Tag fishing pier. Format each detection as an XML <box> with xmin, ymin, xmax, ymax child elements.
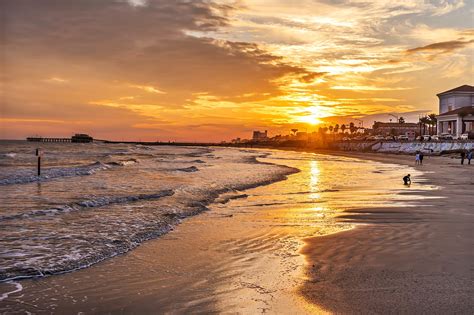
<box><xmin>27</xmin><ymin>137</ymin><xmax>72</xmax><ymax>143</ymax></box>
<box><xmin>27</xmin><ymin>134</ymin><xmax>94</xmax><ymax>143</ymax></box>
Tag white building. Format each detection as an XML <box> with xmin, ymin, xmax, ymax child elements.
<box><xmin>436</xmin><ymin>85</ymin><xmax>474</xmax><ymax>138</ymax></box>
<box><xmin>252</xmin><ymin>130</ymin><xmax>268</xmax><ymax>141</ymax></box>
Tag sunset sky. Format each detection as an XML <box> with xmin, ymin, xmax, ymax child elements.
<box><xmin>1</xmin><ymin>0</ymin><xmax>473</xmax><ymax>141</ymax></box>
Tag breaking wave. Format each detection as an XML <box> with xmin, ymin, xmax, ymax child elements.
<box><xmin>0</xmin><ymin>190</ymin><xmax>174</xmax><ymax>222</ymax></box>
<box><xmin>0</xmin><ymin>162</ymin><xmax>110</xmax><ymax>185</ymax></box>
<box><xmin>0</xmin><ymin>159</ymin><xmax>139</xmax><ymax>186</ymax></box>
<box><xmin>0</xmin><ymin>144</ymin><xmax>300</xmax><ymax>282</ymax></box>
<box><xmin>105</xmin><ymin>158</ymin><xmax>140</xmax><ymax>166</ymax></box>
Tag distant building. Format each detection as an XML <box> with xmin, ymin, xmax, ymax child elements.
<box><xmin>436</xmin><ymin>85</ymin><xmax>474</xmax><ymax>137</ymax></box>
<box><xmin>252</xmin><ymin>130</ymin><xmax>268</xmax><ymax>141</ymax></box>
<box><xmin>71</xmin><ymin>134</ymin><xmax>93</xmax><ymax>143</ymax></box>
<box><xmin>372</xmin><ymin>122</ymin><xmax>419</xmax><ymax>136</ymax></box>
<box><xmin>295</xmin><ymin>131</ymin><xmax>308</xmax><ymax>140</ymax></box>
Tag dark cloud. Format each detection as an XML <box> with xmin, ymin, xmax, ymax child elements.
<box><xmin>0</xmin><ymin>0</ymin><xmax>313</xmax><ymax>140</ymax></box>
<box><xmin>312</xmin><ymin>0</ymin><xmax>371</xmax><ymax>9</ymax></box>
<box><xmin>406</xmin><ymin>39</ymin><xmax>474</xmax><ymax>54</ymax></box>
<box><xmin>387</xmin><ymin>59</ymin><xmax>402</xmax><ymax>64</ymax></box>
<box><xmin>300</xmin><ymin>72</ymin><xmax>327</xmax><ymax>83</ymax></box>
<box><xmin>2</xmin><ymin>0</ymin><xmax>305</xmax><ymax>101</ymax></box>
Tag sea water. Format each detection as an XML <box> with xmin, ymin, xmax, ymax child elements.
<box><xmin>0</xmin><ymin>142</ymin><xmax>434</xmax><ymax>312</ymax></box>
<box><xmin>0</xmin><ymin>141</ymin><xmax>296</xmax><ymax>281</ymax></box>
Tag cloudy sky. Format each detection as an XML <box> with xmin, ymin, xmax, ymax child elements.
<box><xmin>1</xmin><ymin>0</ymin><xmax>473</xmax><ymax>141</ymax></box>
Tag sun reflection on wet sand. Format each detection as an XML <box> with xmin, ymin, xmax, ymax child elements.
<box><xmin>209</xmin><ymin>150</ymin><xmax>435</xmax><ymax>313</ymax></box>
<box><xmin>309</xmin><ymin>160</ymin><xmax>321</xmax><ymax>200</ymax></box>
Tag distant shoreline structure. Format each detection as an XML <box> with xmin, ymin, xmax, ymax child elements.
<box><xmin>26</xmin><ymin>134</ymin><xmax>94</xmax><ymax>143</ymax></box>
<box><xmin>22</xmin><ymin>136</ymin><xmax>473</xmax><ymax>156</ymax></box>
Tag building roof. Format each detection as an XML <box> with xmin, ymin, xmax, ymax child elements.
<box><xmin>438</xmin><ymin>106</ymin><xmax>474</xmax><ymax>117</ymax></box>
<box><xmin>437</xmin><ymin>85</ymin><xmax>474</xmax><ymax>96</ymax></box>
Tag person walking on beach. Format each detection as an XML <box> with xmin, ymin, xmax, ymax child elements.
<box><xmin>415</xmin><ymin>152</ymin><xmax>420</xmax><ymax>165</ymax></box>
<box><xmin>419</xmin><ymin>152</ymin><xmax>424</xmax><ymax>165</ymax></box>
<box><xmin>467</xmin><ymin>150</ymin><xmax>473</xmax><ymax>165</ymax></box>
<box><xmin>403</xmin><ymin>174</ymin><xmax>411</xmax><ymax>185</ymax></box>
<box><xmin>460</xmin><ymin>151</ymin><xmax>466</xmax><ymax>165</ymax></box>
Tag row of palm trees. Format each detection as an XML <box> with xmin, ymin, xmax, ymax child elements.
<box><xmin>317</xmin><ymin>122</ymin><xmax>360</xmax><ymax>135</ymax></box>
<box><xmin>320</xmin><ymin>114</ymin><xmax>439</xmax><ymax>136</ymax></box>
<box><xmin>419</xmin><ymin>113</ymin><xmax>437</xmax><ymax>135</ymax></box>
<box><xmin>310</xmin><ymin>114</ymin><xmax>438</xmax><ymax>137</ymax></box>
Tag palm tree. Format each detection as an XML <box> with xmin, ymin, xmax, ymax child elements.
<box><xmin>398</xmin><ymin>116</ymin><xmax>405</xmax><ymax>124</ymax></box>
<box><xmin>328</xmin><ymin>125</ymin><xmax>334</xmax><ymax>141</ymax></box>
<box><xmin>419</xmin><ymin>116</ymin><xmax>430</xmax><ymax>135</ymax></box>
<box><xmin>341</xmin><ymin>124</ymin><xmax>347</xmax><ymax>134</ymax></box>
<box><xmin>349</xmin><ymin>122</ymin><xmax>356</xmax><ymax>134</ymax></box>
<box><xmin>428</xmin><ymin>113</ymin><xmax>437</xmax><ymax>135</ymax></box>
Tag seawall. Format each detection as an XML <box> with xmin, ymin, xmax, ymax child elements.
<box><xmin>335</xmin><ymin>141</ymin><xmax>474</xmax><ymax>154</ymax></box>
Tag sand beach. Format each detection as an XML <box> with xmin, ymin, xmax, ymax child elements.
<box><xmin>301</xmin><ymin>152</ymin><xmax>474</xmax><ymax>313</ymax></box>
<box><xmin>0</xmin><ymin>146</ymin><xmax>472</xmax><ymax>314</ymax></box>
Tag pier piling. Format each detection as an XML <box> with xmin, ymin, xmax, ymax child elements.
<box><xmin>36</xmin><ymin>148</ymin><xmax>42</xmax><ymax>176</ymax></box>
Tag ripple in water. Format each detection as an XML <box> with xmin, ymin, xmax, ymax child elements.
<box><xmin>0</xmin><ymin>142</ymin><xmax>296</xmax><ymax>281</ymax></box>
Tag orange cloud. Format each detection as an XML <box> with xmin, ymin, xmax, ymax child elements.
<box><xmin>1</xmin><ymin>0</ymin><xmax>472</xmax><ymax>141</ymax></box>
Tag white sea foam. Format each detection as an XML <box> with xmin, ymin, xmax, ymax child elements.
<box><xmin>3</xmin><ymin>153</ymin><xmax>17</xmax><ymax>158</ymax></box>
<box><xmin>106</xmin><ymin>158</ymin><xmax>139</xmax><ymax>166</ymax></box>
<box><xmin>0</xmin><ymin>190</ymin><xmax>174</xmax><ymax>221</ymax></box>
<box><xmin>0</xmin><ymin>161</ymin><xmax>111</xmax><ymax>185</ymax></box>
<box><xmin>0</xmin><ymin>281</ymin><xmax>23</xmax><ymax>302</ymax></box>
<box><xmin>0</xmin><ymin>143</ymin><xmax>297</xmax><ymax>281</ymax></box>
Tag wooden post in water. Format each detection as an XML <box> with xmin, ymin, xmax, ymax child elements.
<box><xmin>36</xmin><ymin>148</ymin><xmax>42</xmax><ymax>176</ymax></box>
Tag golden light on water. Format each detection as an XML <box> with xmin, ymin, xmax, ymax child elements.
<box><xmin>309</xmin><ymin>160</ymin><xmax>321</xmax><ymax>200</ymax></box>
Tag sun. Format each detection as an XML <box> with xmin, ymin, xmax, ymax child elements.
<box><xmin>299</xmin><ymin>115</ymin><xmax>323</xmax><ymax>125</ymax></box>
<box><xmin>295</xmin><ymin>106</ymin><xmax>326</xmax><ymax>125</ymax></box>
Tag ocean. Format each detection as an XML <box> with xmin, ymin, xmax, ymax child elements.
<box><xmin>0</xmin><ymin>141</ymin><xmax>432</xmax><ymax>312</ymax></box>
<box><xmin>0</xmin><ymin>141</ymin><xmax>300</xmax><ymax>282</ymax></box>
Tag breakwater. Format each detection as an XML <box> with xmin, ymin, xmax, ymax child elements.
<box><xmin>335</xmin><ymin>141</ymin><xmax>474</xmax><ymax>154</ymax></box>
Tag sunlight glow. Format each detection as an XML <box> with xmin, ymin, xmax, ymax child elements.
<box><xmin>3</xmin><ymin>0</ymin><xmax>473</xmax><ymax>141</ymax></box>
<box><xmin>293</xmin><ymin>106</ymin><xmax>332</xmax><ymax>125</ymax></box>
<box><xmin>309</xmin><ymin>160</ymin><xmax>321</xmax><ymax>200</ymax></box>
<box><xmin>298</xmin><ymin>115</ymin><xmax>322</xmax><ymax>125</ymax></box>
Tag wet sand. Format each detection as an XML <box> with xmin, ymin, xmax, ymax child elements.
<box><xmin>1</xmin><ymin>150</ymin><xmax>472</xmax><ymax>314</ymax></box>
<box><xmin>2</xmin><ymin>150</ymin><xmax>348</xmax><ymax>314</ymax></box>
<box><xmin>301</xmin><ymin>152</ymin><xmax>474</xmax><ymax>313</ymax></box>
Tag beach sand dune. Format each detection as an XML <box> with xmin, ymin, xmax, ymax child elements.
<box><xmin>301</xmin><ymin>153</ymin><xmax>474</xmax><ymax>314</ymax></box>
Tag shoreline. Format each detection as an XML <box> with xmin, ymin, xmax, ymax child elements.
<box><xmin>1</xmin><ymin>146</ymin><xmax>471</xmax><ymax>313</ymax></box>
<box><xmin>0</xmin><ymin>148</ymin><xmax>318</xmax><ymax>313</ymax></box>
<box><xmin>297</xmin><ymin>151</ymin><xmax>474</xmax><ymax>313</ymax></box>
<box><xmin>0</xmin><ymin>150</ymin><xmax>299</xmax><ymax>283</ymax></box>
